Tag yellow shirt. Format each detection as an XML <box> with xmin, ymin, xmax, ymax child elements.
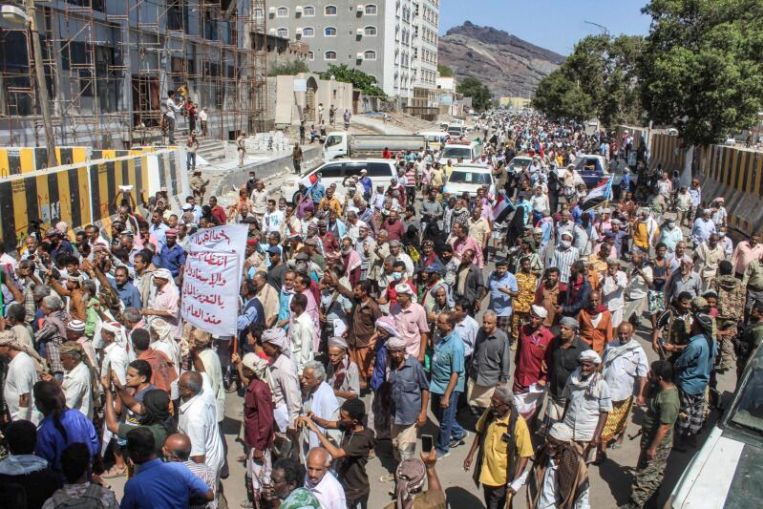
<box><xmin>445</xmin><ymin>164</ymin><xmax>454</xmax><ymax>178</ymax></box>
<box><xmin>632</xmin><ymin>221</ymin><xmax>650</xmax><ymax>250</ymax></box>
<box><xmin>319</xmin><ymin>196</ymin><xmax>343</xmax><ymax>217</ymax></box>
<box><xmin>476</xmin><ymin>410</ymin><xmax>534</xmax><ymax>487</ymax></box>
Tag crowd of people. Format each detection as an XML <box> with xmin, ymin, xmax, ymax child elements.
<box><xmin>0</xmin><ymin>111</ymin><xmax>761</xmax><ymax>509</ymax></box>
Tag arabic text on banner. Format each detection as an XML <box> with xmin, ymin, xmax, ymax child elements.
<box><xmin>181</xmin><ymin>251</ymin><xmax>240</xmax><ymax>336</ymax></box>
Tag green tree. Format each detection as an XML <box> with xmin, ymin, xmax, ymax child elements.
<box><xmin>532</xmin><ymin>69</ymin><xmax>594</xmax><ymax>122</ymax></box>
<box><xmin>532</xmin><ymin>34</ymin><xmax>644</xmax><ymax>126</ymax></box>
<box><xmin>640</xmin><ymin>0</ymin><xmax>763</xmax><ymax>147</ymax></box>
<box><xmin>319</xmin><ymin>64</ymin><xmax>386</xmax><ymax>97</ymax></box>
<box><xmin>457</xmin><ymin>77</ymin><xmax>492</xmax><ymax>111</ymax></box>
<box><xmin>267</xmin><ymin>60</ymin><xmax>310</xmax><ymax>76</ymax></box>
<box><xmin>437</xmin><ymin>64</ymin><xmax>454</xmax><ymax>77</ymax></box>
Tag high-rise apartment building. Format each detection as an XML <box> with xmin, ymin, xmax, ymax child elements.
<box><xmin>268</xmin><ymin>1</ymin><xmax>439</xmax><ymax>102</ymax></box>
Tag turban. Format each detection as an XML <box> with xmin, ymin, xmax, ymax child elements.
<box><xmin>531</xmin><ymin>305</ymin><xmax>548</xmax><ymax>319</ymax></box>
<box><xmin>395</xmin><ymin>459</ymin><xmax>427</xmax><ymax>509</ymax></box>
<box><xmin>549</xmin><ymin>422</ymin><xmax>574</xmax><ymax>442</ymax></box>
<box><xmin>101</xmin><ymin>321</ymin><xmax>123</xmax><ymax>335</ymax></box>
<box><xmin>0</xmin><ymin>330</ymin><xmax>19</xmax><ymax>348</ymax></box>
<box><xmin>241</xmin><ymin>352</ymin><xmax>276</xmax><ymax>393</ymax></box>
<box><xmin>262</xmin><ymin>328</ymin><xmax>289</xmax><ymax>354</ymax></box>
<box><xmin>578</xmin><ymin>350</ymin><xmax>602</xmax><ymax>365</ymax></box>
<box><xmin>559</xmin><ymin>316</ymin><xmax>579</xmax><ymax>330</ymax></box>
<box><xmin>67</xmin><ymin>320</ymin><xmax>86</xmax><ymax>333</ymax></box>
<box><xmin>375</xmin><ymin>316</ymin><xmax>400</xmax><ymax>338</ymax></box>
<box><xmin>153</xmin><ymin>268</ymin><xmax>173</xmax><ymax>280</ymax></box>
<box><xmin>328</xmin><ymin>336</ymin><xmax>349</xmax><ymax>350</ymax></box>
<box><xmin>60</xmin><ymin>341</ymin><xmax>83</xmax><ymax>355</ymax></box>
<box><xmin>386</xmin><ymin>337</ymin><xmax>407</xmax><ymax>351</ymax></box>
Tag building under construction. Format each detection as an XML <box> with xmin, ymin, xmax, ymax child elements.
<box><xmin>0</xmin><ymin>0</ymin><xmax>285</xmax><ymax>150</ymax></box>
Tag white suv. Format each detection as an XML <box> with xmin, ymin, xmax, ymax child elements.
<box><xmin>282</xmin><ymin>159</ymin><xmax>398</xmax><ymax>204</ymax></box>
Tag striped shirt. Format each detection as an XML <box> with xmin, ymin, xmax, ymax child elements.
<box><xmin>183</xmin><ymin>460</ymin><xmax>217</xmax><ymax>509</ymax></box>
<box><xmin>550</xmin><ymin>246</ymin><xmax>580</xmax><ymax>284</ymax></box>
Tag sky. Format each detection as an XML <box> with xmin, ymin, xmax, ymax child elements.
<box><xmin>439</xmin><ymin>0</ymin><xmax>653</xmax><ymax>55</ymax></box>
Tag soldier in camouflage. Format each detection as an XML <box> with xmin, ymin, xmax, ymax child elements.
<box><xmin>713</xmin><ymin>260</ymin><xmax>744</xmax><ymax>372</ymax></box>
<box><xmin>622</xmin><ymin>360</ymin><xmax>680</xmax><ymax>509</ymax></box>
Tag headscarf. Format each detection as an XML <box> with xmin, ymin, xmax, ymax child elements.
<box><xmin>102</xmin><ymin>321</ymin><xmax>129</xmax><ymax>350</ymax></box>
<box><xmin>0</xmin><ymin>330</ymin><xmax>47</xmax><ymax>373</ymax></box>
<box><xmin>386</xmin><ymin>337</ymin><xmax>407</xmax><ymax>351</ymax></box>
<box><xmin>262</xmin><ymin>327</ymin><xmax>290</xmax><ymax>357</ymax></box>
<box><xmin>578</xmin><ymin>350</ymin><xmax>602</xmax><ymax>365</ymax></box>
<box><xmin>394</xmin><ymin>459</ymin><xmax>427</xmax><ymax>509</ymax></box>
<box><xmin>241</xmin><ymin>352</ymin><xmax>276</xmax><ymax>391</ymax></box>
<box><xmin>149</xmin><ymin>318</ymin><xmax>181</xmax><ymax>369</ymax></box>
<box><xmin>375</xmin><ymin>316</ymin><xmax>400</xmax><ymax>338</ymax></box>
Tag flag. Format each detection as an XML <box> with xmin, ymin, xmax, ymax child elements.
<box><xmin>299</xmin><ymin>173</ymin><xmax>319</xmax><ymax>189</ymax></box>
<box><xmin>492</xmin><ymin>191</ymin><xmax>514</xmax><ymax>223</ymax></box>
<box><xmin>582</xmin><ymin>177</ymin><xmax>613</xmax><ymax>208</ymax></box>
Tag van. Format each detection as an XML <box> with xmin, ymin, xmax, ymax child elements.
<box><xmin>282</xmin><ymin>159</ymin><xmax>398</xmax><ymax>204</ymax></box>
<box><xmin>438</xmin><ymin>140</ymin><xmax>480</xmax><ymax>165</ymax></box>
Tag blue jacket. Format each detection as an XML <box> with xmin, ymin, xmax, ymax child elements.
<box><xmin>675</xmin><ymin>334</ymin><xmax>717</xmax><ymax>395</ymax></box>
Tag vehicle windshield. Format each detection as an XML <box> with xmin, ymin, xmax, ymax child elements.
<box><xmin>511</xmin><ymin>158</ymin><xmax>532</xmax><ymax>168</ymax></box>
<box><xmin>727</xmin><ymin>358</ymin><xmax>763</xmax><ymax>436</ymax></box>
<box><xmin>449</xmin><ymin>171</ymin><xmax>491</xmax><ymax>185</ymax></box>
<box><xmin>442</xmin><ymin>147</ymin><xmax>472</xmax><ymax>160</ymax></box>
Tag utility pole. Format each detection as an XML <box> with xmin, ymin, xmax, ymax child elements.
<box><xmin>26</xmin><ymin>0</ymin><xmax>56</xmax><ymax>168</ymax></box>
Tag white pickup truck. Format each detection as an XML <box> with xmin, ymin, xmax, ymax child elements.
<box><xmin>322</xmin><ymin>132</ymin><xmax>426</xmax><ymax>162</ymax></box>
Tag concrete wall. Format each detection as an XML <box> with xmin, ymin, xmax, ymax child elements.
<box><xmin>270</xmin><ymin>73</ymin><xmax>353</xmax><ymax>127</ymax></box>
<box><xmin>623</xmin><ymin>124</ymin><xmax>763</xmax><ymax>235</ymax></box>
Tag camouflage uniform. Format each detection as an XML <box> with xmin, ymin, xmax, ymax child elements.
<box><xmin>627</xmin><ymin>385</ymin><xmax>680</xmax><ymax>509</ymax></box>
<box><xmin>714</xmin><ymin>275</ymin><xmax>744</xmax><ymax>371</ymax></box>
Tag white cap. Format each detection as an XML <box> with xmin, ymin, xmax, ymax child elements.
<box><xmin>530</xmin><ymin>305</ymin><xmax>548</xmax><ymax>319</ymax></box>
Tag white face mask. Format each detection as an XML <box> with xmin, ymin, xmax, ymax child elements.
<box><xmin>392</xmin><ymin>271</ymin><xmax>403</xmax><ymax>280</ymax></box>
<box><xmin>560</xmin><ymin>239</ymin><xmax>572</xmax><ymax>248</ymax></box>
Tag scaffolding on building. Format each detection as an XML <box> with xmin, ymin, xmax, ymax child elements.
<box><xmin>0</xmin><ymin>0</ymin><xmax>266</xmax><ymax>149</ymax></box>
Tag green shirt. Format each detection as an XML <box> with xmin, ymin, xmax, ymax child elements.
<box><xmin>280</xmin><ymin>487</ymin><xmax>320</xmax><ymax>509</ymax></box>
<box><xmin>641</xmin><ymin>385</ymin><xmax>680</xmax><ymax>447</ymax></box>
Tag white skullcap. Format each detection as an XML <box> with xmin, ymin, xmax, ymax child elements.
<box><xmin>67</xmin><ymin>320</ymin><xmax>86</xmax><ymax>333</ymax></box>
<box><xmin>386</xmin><ymin>337</ymin><xmax>408</xmax><ymax>351</ymax></box>
<box><xmin>549</xmin><ymin>422</ymin><xmax>574</xmax><ymax>442</ymax></box>
<box><xmin>531</xmin><ymin>305</ymin><xmax>548</xmax><ymax>319</ymax></box>
<box><xmin>578</xmin><ymin>349</ymin><xmax>602</xmax><ymax>365</ymax></box>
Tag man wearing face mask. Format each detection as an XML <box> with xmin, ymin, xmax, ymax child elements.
<box><xmin>659</xmin><ymin>217</ymin><xmax>683</xmax><ymax>253</ymax></box>
<box><xmin>550</xmin><ymin>231</ymin><xmax>579</xmax><ymax>285</ymax></box>
<box><xmin>599</xmin><ymin>323</ymin><xmax>648</xmax><ymax>461</ymax></box>
<box><xmin>300</xmin><ymin>399</ymin><xmax>375</xmax><ymax>509</ymax></box>
<box><xmin>695</xmin><ymin>233</ymin><xmax>725</xmax><ymax>292</ymax></box>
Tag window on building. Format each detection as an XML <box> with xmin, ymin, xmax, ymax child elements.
<box><xmin>277</xmin><ymin>28</ymin><xmax>288</xmax><ymax>38</ymax></box>
<box><xmin>302</xmin><ymin>27</ymin><xmax>314</xmax><ymax>37</ymax></box>
<box><xmin>325</xmin><ymin>5</ymin><xmax>337</xmax><ymax>15</ymax></box>
<box><xmin>276</xmin><ymin>7</ymin><xmax>288</xmax><ymax>17</ymax></box>
<box><xmin>324</xmin><ymin>27</ymin><xmax>337</xmax><ymax>36</ymax></box>
<box><xmin>325</xmin><ymin>51</ymin><xmax>337</xmax><ymax>60</ymax></box>
<box><xmin>308</xmin><ymin>51</ymin><xmax>314</xmax><ymax>60</ymax></box>
<box><xmin>303</xmin><ymin>5</ymin><xmax>315</xmax><ymax>16</ymax></box>
<box><xmin>364</xmin><ymin>50</ymin><xmax>377</xmax><ymax>60</ymax></box>
<box><xmin>364</xmin><ymin>26</ymin><xmax>377</xmax><ymax>36</ymax></box>
<box><xmin>365</xmin><ymin>4</ymin><xmax>377</xmax><ymax>15</ymax></box>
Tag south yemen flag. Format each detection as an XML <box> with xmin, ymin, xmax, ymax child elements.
<box><xmin>582</xmin><ymin>177</ymin><xmax>613</xmax><ymax>209</ymax></box>
<box><xmin>492</xmin><ymin>191</ymin><xmax>513</xmax><ymax>223</ymax></box>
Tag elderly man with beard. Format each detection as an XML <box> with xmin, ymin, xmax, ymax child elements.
<box><xmin>143</xmin><ymin>268</ymin><xmax>180</xmax><ymax>325</ymax></box>
<box><xmin>561</xmin><ymin>350</ymin><xmax>612</xmax><ymax>464</ymax></box>
<box><xmin>464</xmin><ymin>385</ymin><xmax>534</xmax><ymax>509</ymax></box>
<box><xmin>299</xmin><ymin>361</ymin><xmax>341</xmax><ymax>457</ymax></box>
<box><xmin>178</xmin><ymin>371</ymin><xmax>225</xmax><ymax>477</ymax></box>
<box><xmin>391</xmin><ymin>283</ymin><xmax>430</xmax><ymax>363</ymax></box>
<box><xmin>599</xmin><ymin>323</ymin><xmax>648</xmax><ymax>462</ymax></box>
<box><xmin>526</xmin><ymin>422</ymin><xmax>590</xmax><ymax>509</ymax></box>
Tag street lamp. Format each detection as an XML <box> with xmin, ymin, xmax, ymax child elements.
<box><xmin>1</xmin><ymin>2</ymin><xmax>56</xmax><ymax>168</ymax></box>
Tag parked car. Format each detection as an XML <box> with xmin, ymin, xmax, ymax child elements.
<box><xmin>282</xmin><ymin>159</ymin><xmax>397</xmax><ymax>204</ymax></box>
<box><xmin>559</xmin><ymin>153</ymin><xmax>621</xmax><ymax>189</ymax></box>
<box><xmin>666</xmin><ymin>344</ymin><xmax>763</xmax><ymax>508</ymax></box>
<box><xmin>444</xmin><ymin>164</ymin><xmax>495</xmax><ymax>197</ymax></box>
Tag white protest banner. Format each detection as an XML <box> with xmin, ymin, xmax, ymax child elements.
<box><xmin>181</xmin><ymin>224</ymin><xmax>248</xmax><ymax>336</ymax></box>
<box><xmin>181</xmin><ymin>251</ymin><xmax>240</xmax><ymax>336</ymax></box>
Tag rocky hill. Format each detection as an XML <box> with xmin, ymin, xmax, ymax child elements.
<box><xmin>438</xmin><ymin>21</ymin><xmax>565</xmax><ymax>98</ymax></box>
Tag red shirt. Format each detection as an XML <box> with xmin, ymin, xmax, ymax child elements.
<box><xmin>381</xmin><ymin>219</ymin><xmax>405</xmax><ymax>241</ymax></box>
<box><xmin>244</xmin><ymin>378</ymin><xmax>275</xmax><ymax>451</ymax></box>
<box><xmin>211</xmin><ymin>205</ymin><xmax>227</xmax><ymax>225</ymax></box>
<box><xmin>513</xmin><ymin>324</ymin><xmax>554</xmax><ymax>393</ymax></box>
